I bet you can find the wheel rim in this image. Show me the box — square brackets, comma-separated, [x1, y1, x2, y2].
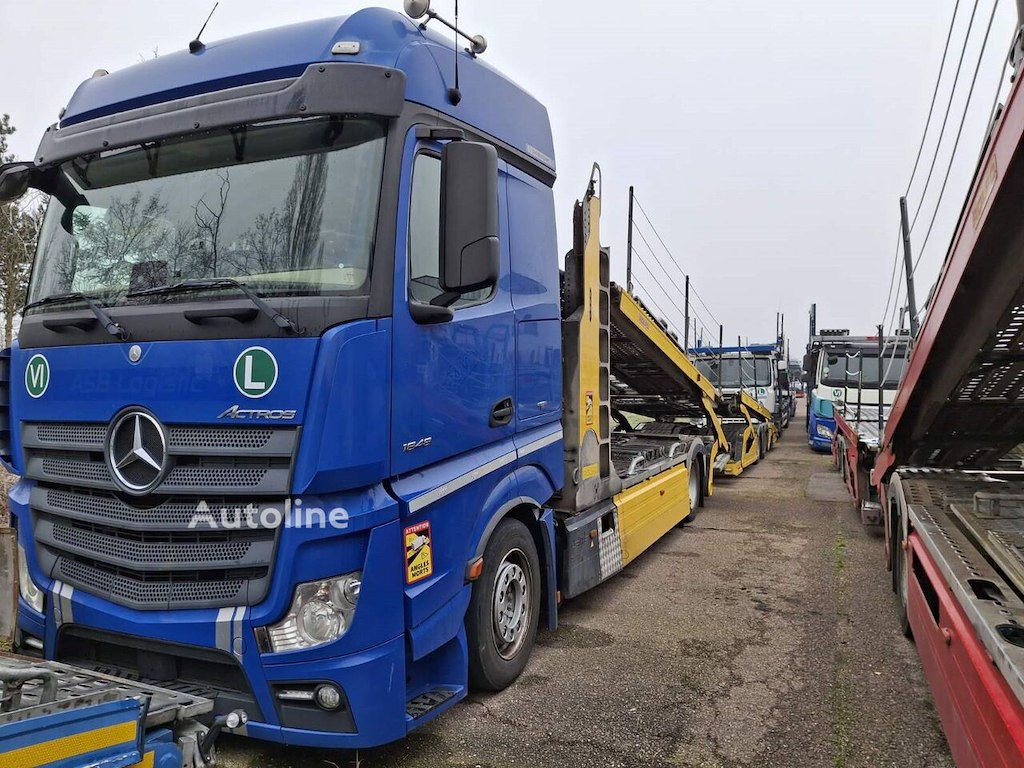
[688, 462, 700, 510]
[492, 548, 531, 660]
[891, 496, 909, 607]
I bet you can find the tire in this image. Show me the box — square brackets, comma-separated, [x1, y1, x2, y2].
[680, 454, 703, 526]
[467, 518, 542, 691]
[889, 489, 912, 639]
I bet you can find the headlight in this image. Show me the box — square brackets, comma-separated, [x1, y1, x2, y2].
[816, 424, 834, 440]
[265, 572, 361, 652]
[17, 543, 44, 614]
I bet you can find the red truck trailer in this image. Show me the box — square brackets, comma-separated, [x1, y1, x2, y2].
[873, 25, 1024, 767]
[832, 331, 909, 525]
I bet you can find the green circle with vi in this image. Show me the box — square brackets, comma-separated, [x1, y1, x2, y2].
[234, 347, 278, 398]
[25, 354, 49, 398]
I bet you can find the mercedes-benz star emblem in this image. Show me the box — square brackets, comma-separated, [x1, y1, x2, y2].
[107, 410, 169, 494]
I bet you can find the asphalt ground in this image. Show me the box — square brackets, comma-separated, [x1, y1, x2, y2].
[220, 408, 953, 768]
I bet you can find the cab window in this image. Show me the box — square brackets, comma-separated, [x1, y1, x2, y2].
[407, 152, 492, 308]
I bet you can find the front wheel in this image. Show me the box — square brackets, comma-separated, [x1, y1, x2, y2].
[467, 517, 542, 691]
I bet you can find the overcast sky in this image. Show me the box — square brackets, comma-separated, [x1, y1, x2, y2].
[2, 1, 1018, 351]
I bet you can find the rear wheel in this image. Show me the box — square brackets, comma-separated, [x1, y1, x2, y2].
[680, 454, 703, 526]
[467, 518, 541, 691]
[889, 487, 912, 638]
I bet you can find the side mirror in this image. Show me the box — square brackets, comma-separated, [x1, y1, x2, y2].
[802, 351, 816, 384]
[440, 141, 499, 295]
[0, 162, 36, 203]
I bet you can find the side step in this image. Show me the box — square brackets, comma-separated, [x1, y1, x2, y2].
[406, 688, 458, 720]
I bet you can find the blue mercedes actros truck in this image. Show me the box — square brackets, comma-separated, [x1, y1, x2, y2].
[0, 2, 735, 749]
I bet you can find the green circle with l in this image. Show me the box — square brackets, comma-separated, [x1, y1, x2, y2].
[234, 346, 279, 399]
[25, 354, 50, 398]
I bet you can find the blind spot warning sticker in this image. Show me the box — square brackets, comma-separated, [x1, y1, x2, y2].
[405, 521, 433, 584]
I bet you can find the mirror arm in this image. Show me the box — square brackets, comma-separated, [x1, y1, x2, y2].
[430, 290, 462, 308]
[409, 301, 454, 325]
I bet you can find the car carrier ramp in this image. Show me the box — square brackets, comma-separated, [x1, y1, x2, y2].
[878, 64, 1024, 477]
[607, 286, 729, 457]
[715, 391, 775, 476]
[558, 166, 731, 514]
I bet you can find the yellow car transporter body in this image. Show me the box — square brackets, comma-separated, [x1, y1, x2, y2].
[554, 167, 754, 598]
[718, 391, 777, 477]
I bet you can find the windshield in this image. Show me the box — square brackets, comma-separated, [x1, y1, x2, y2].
[820, 349, 908, 388]
[29, 117, 386, 306]
[696, 356, 772, 388]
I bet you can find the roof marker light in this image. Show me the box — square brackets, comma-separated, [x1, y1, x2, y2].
[331, 41, 361, 55]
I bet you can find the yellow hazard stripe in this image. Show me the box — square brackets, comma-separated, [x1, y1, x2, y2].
[0, 720, 138, 768]
[130, 750, 156, 768]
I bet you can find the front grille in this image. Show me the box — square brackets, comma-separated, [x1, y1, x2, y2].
[169, 427, 275, 450]
[29, 452, 291, 495]
[36, 423, 107, 445]
[24, 421, 298, 610]
[60, 557, 252, 606]
[46, 516, 263, 566]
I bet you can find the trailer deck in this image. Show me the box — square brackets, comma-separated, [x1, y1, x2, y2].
[607, 286, 729, 486]
[875, 49, 1024, 478]
[0, 654, 214, 768]
[0, 655, 212, 728]
[872, 28, 1024, 768]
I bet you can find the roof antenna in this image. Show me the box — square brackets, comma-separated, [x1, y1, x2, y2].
[189, 2, 219, 54]
[403, 0, 487, 106]
[449, 0, 461, 105]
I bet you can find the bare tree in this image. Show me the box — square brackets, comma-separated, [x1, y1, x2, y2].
[284, 154, 327, 270]
[0, 114, 13, 164]
[0, 116, 45, 345]
[66, 191, 168, 292]
[0, 195, 42, 345]
[192, 171, 230, 276]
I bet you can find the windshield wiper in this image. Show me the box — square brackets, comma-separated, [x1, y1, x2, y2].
[127, 278, 303, 334]
[23, 292, 130, 340]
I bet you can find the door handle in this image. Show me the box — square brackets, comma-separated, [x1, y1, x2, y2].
[490, 397, 514, 427]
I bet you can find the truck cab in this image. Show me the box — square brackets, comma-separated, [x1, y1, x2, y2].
[803, 331, 908, 451]
[693, 344, 787, 426]
[0, 7, 565, 749]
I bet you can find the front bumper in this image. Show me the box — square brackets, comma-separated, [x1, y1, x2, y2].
[13, 486, 424, 749]
[16, 604, 413, 749]
[809, 435, 833, 451]
[808, 416, 835, 451]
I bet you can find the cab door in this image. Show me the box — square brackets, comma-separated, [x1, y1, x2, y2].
[390, 134, 515, 477]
